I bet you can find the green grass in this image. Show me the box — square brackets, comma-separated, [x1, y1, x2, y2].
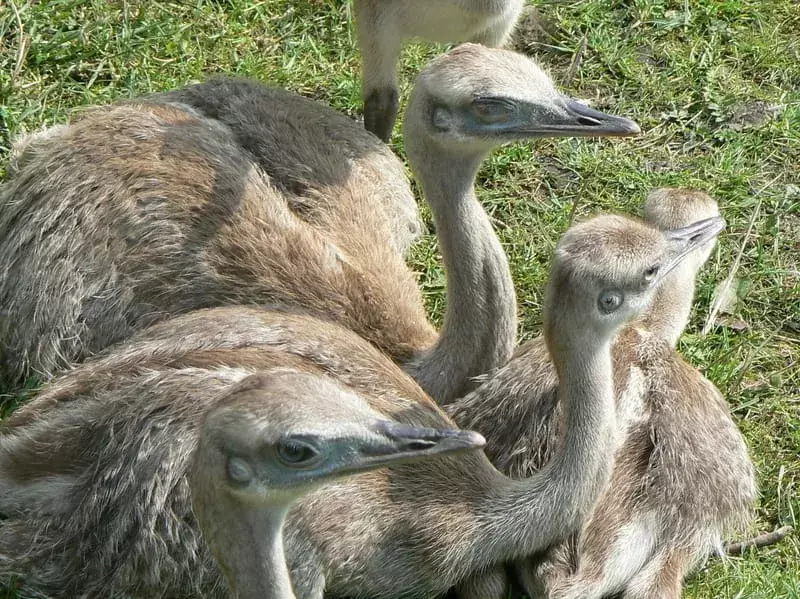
[1, 0, 798, 597]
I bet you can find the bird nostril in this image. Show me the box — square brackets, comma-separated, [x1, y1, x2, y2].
[577, 116, 601, 127]
[404, 440, 437, 451]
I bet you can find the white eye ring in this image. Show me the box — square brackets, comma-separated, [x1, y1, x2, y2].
[598, 290, 624, 314]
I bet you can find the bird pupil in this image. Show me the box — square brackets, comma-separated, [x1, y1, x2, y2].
[280, 441, 313, 464]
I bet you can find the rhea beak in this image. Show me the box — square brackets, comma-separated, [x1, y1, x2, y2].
[658, 216, 726, 281]
[512, 96, 641, 138]
[341, 421, 486, 472]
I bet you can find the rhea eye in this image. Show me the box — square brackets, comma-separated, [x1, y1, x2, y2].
[598, 290, 624, 314]
[276, 440, 320, 468]
[471, 98, 516, 124]
[643, 265, 660, 282]
[431, 105, 453, 131]
[226, 456, 254, 485]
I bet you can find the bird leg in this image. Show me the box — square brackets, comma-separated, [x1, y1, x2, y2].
[364, 86, 400, 142]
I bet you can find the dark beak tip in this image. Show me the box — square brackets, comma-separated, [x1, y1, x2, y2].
[564, 97, 641, 136]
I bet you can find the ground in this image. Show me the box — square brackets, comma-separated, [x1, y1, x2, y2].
[0, 0, 798, 597]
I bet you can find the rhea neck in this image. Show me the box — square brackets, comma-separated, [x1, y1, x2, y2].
[405, 132, 517, 405]
[457, 284, 618, 570]
[191, 468, 297, 599]
[541, 303, 617, 517]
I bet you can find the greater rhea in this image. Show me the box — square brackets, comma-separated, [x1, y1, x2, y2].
[0, 44, 639, 403]
[0, 366, 482, 599]
[639, 187, 721, 346]
[192, 371, 483, 599]
[354, 0, 525, 140]
[448, 212, 755, 599]
[0, 208, 688, 598]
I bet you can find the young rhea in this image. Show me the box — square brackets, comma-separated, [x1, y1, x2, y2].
[0, 44, 639, 403]
[448, 210, 756, 599]
[0, 366, 483, 599]
[354, 0, 525, 141]
[0, 208, 692, 599]
[189, 372, 484, 599]
[639, 187, 722, 346]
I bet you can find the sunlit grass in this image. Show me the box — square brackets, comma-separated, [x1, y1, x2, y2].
[0, 0, 798, 596]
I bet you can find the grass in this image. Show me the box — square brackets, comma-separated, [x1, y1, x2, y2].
[0, 0, 798, 597]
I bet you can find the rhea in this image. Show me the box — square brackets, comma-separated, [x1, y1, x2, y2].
[353, 0, 525, 140]
[0, 44, 639, 402]
[0, 209, 694, 599]
[0, 366, 483, 599]
[639, 187, 722, 346]
[448, 209, 755, 599]
[153, 43, 639, 405]
[192, 372, 483, 599]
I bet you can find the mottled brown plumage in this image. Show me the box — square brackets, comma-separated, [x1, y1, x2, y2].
[0, 88, 429, 389]
[0, 213, 670, 598]
[449, 208, 754, 599]
[0, 44, 638, 405]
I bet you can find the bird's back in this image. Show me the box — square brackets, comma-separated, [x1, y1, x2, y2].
[154, 78, 422, 254]
[0, 95, 434, 386]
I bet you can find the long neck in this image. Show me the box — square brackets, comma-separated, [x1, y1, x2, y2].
[407, 150, 517, 404]
[453, 314, 617, 571]
[538, 324, 617, 522]
[639, 260, 697, 347]
[192, 474, 296, 599]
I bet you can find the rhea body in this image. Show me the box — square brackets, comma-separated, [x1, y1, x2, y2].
[193, 371, 484, 599]
[0, 44, 639, 403]
[354, 0, 525, 140]
[0, 210, 680, 598]
[448, 209, 755, 599]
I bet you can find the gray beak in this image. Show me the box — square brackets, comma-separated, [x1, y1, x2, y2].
[659, 216, 726, 280]
[349, 421, 486, 470]
[513, 97, 641, 137]
[560, 98, 642, 136]
[464, 95, 640, 140]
